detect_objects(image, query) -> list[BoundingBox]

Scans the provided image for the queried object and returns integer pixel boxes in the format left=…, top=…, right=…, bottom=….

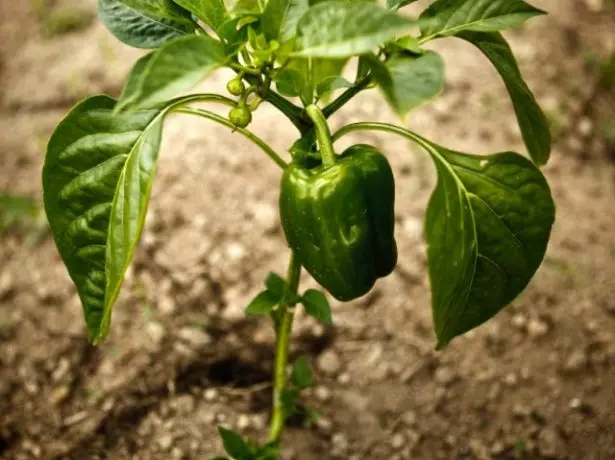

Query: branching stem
left=268, top=253, right=302, bottom=444
left=174, top=107, right=287, bottom=169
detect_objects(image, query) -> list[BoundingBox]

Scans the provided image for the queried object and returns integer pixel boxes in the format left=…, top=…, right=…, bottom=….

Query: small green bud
left=248, top=96, right=263, bottom=112
left=229, top=106, right=252, bottom=128
left=227, top=78, right=245, bottom=96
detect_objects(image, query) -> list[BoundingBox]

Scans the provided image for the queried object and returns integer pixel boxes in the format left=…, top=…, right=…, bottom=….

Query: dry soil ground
left=1, top=1, right=615, bottom=459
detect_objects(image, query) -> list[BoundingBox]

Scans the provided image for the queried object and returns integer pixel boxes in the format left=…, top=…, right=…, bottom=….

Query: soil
left=1, top=1, right=614, bottom=459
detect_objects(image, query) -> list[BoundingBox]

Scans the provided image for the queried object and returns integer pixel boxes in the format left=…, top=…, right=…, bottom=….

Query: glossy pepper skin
left=280, top=144, right=397, bottom=301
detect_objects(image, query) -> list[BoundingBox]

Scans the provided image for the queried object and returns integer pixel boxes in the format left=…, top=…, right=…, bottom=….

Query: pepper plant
left=42, top=0, right=555, bottom=457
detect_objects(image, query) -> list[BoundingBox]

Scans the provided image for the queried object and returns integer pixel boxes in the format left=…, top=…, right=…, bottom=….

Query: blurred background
left=1, top=1, right=614, bottom=459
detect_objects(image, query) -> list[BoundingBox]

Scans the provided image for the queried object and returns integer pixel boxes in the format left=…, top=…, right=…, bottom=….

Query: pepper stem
left=268, top=252, right=302, bottom=445
left=306, top=105, right=337, bottom=168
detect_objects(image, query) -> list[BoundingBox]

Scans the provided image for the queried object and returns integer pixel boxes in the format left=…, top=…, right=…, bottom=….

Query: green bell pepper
left=280, top=144, right=398, bottom=301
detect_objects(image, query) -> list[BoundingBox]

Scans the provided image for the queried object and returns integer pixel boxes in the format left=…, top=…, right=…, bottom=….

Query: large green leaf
left=419, top=0, right=545, bottom=42
left=367, top=51, right=444, bottom=117
left=421, top=137, right=554, bottom=348
left=172, top=0, right=229, bottom=33
left=117, top=52, right=155, bottom=110
left=459, top=31, right=551, bottom=165
left=263, top=0, right=310, bottom=41
left=274, top=57, right=348, bottom=103
left=43, top=95, right=179, bottom=343
left=98, top=0, right=196, bottom=49
left=116, top=35, right=227, bottom=111
left=295, top=1, right=414, bottom=58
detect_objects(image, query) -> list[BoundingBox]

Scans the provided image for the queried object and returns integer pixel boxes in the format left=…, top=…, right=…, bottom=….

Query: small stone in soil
left=391, top=432, right=405, bottom=450
left=317, top=350, right=342, bottom=375
left=527, top=318, right=549, bottom=338
left=177, top=327, right=212, bottom=348
left=204, top=388, right=219, bottom=401
left=434, top=366, right=457, bottom=385
left=561, top=350, right=588, bottom=374
left=236, top=414, right=250, bottom=430
left=315, top=385, right=331, bottom=402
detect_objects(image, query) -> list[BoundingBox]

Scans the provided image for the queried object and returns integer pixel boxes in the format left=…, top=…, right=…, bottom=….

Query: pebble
left=569, top=397, right=582, bottom=409
left=317, top=350, right=342, bottom=376
left=391, top=432, right=405, bottom=450
left=177, top=327, right=212, bottom=348
left=332, top=433, right=349, bottom=450
left=402, top=411, right=417, bottom=426
left=538, top=428, right=564, bottom=457
left=406, top=429, right=421, bottom=448
left=52, top=358, right=70, bottom=382
left=511, top=313, right=527, bottom=329
left=251, top=202, right=279, bottom=233
left=204, top=388, right=219, bottom=401
left=337, top=373, right=351, bottom=385
left=226, top=242, right=247, bottom=261
left=251, top=414, right=267, bottom=431
left=469, top=438, right=490, bottom=460
left=174, top=395, right=195, bottom=413
left=315, top=385, right=332, bottom=402
left=503, top=373, right=518, bottom=387
left=434, top=366, right=457, bottom=385
left=158, top=434, right=173, bottom=451
left=584, top=0, right=605, bottom=12
left=0, top=272, right=14, bottom=299
left=578, top=117, right=594, bottom=136
left=49, top=386, right=70, bottom=406
left=562, top=350, right=588, bottom=374
left=527, top=318, right=549, bottom=338
left=315, top=417, right=333, bottom=433
left=236, top=414, right=250, bottom=430
left=158, top=295, right=177, bottom=315
left=146, top=322, right=166, bottom=344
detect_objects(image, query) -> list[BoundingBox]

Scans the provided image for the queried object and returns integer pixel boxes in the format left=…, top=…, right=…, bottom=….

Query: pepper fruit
left=280, top=144, right=397, bottom=301
left=229, top=105, right=252, bottom=128
left=226, top=77, right=245, bottom=96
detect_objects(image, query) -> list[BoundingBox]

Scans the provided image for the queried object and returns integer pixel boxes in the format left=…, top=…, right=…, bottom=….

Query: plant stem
left=174, top=107, right=288, bottom=169
left=322, top=77, right=371, bottom=119
left=262, top=90, right=311, bottom=134
left=268, top=253, right=302, bottom=444
left=305, top=105, right=336, bottom=168
left=331, top=121, right=432, bottom=153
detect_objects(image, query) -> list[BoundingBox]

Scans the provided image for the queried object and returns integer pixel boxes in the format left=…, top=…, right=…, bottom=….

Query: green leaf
left=173, top=0, right=229, bottom=33
left=116, top=35, right=227, bottom=111
left=245, top=290, right=280, bottom=316
left=459, top=31, right=551, bottom=165
left=263, top=0, right=310, bottom=41
left=316, top=75, right=353, bottom=97
left=420, top=137, right=555, bottom=349
left=281, top=388, right=300, bottom=418
left=97, top=0, right=196, bottom=49
left=419, top=0, right=545, bottom=42
left=274, top=67, right=306, bottom=97
left=291, top=358, right=312, bottom=389
left=390, top=35, right=422, bottom=54
left=295, top=1, right=414, bottom=58
left=218, top=427, right=251, bottom=460
left=301, top=289, right=333, bottom=325
left=117, top=53, right=154, bottom=109
left=369, top=51, right=444, bottom=117
left=42, top=96, right=183, bottom=343
left=265, top=272, right=287, bottom=299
